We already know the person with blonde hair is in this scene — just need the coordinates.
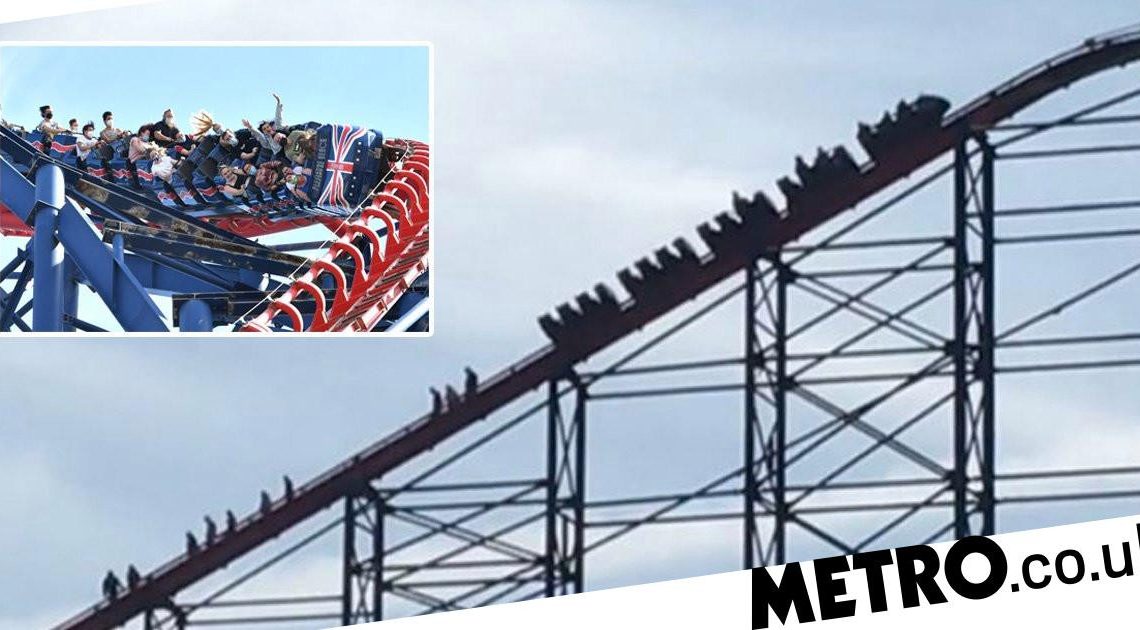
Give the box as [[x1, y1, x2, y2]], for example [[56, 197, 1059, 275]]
[[189, 110, 231, 139]]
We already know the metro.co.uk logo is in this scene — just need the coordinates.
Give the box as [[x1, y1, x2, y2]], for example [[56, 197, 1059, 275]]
[[752, 524, 1140, 628]]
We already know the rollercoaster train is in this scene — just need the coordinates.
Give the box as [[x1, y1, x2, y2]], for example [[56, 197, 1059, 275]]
[[0, 116, 430, 332], [537, 95, 952, 348], [2, 120, 390, 229]]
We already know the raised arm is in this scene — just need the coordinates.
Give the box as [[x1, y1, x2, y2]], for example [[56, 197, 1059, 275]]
[[273, 93, 284, 128]]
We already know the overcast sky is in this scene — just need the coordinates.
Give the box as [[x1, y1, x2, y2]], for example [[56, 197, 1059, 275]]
[[3, 2, 1140, 629]]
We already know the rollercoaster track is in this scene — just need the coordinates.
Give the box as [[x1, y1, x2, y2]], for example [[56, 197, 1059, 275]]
[[52, 27, 1140, 630], [239, 140, 430, 332], [0, 201, 33, 237]]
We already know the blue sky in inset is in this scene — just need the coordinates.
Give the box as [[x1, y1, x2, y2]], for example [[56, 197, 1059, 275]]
[[0, 44, 428, 138], [0, 44, 428, 328]]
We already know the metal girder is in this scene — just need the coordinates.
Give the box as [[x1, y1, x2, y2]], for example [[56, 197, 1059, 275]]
[[101, 220, 305, 277]]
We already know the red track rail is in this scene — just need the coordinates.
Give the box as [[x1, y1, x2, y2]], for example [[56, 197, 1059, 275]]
[[207, 213, 345, 239], [51, 28, 1140, 630], [239, 140, 430, 332], [0, 201, 33, 237]]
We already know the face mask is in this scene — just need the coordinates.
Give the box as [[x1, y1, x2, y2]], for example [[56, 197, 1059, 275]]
[[106, 119, 113, 126], [165, 117, 173, 124], [45, 112, 53, 119], [84, 131, 93, 138]]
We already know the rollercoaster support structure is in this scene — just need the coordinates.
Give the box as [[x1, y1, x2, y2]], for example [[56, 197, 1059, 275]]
[[744, 254, 789, 567], [336, 374, 588, 624], [545, 372, 587, 597], [951, 133, 997, 537], [341, 486, 385, 625], [31, 165, 69, 332], [48, 28, 1140, 630]]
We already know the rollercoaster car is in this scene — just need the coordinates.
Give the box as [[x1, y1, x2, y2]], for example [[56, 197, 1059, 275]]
[[16, 122, 386, 215], [301, 123, 386, 208]]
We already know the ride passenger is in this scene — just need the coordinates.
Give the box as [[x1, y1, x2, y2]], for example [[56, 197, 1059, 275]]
[[99, 111, 129, 143], [68, 118, 79, 134], [283, 165, 312, 202], [243, 118, 283, 155], [152, 108, 181, 147], [128, 125, 157, 164], [148, 146, 178, 183], [284, 129, 317, 164], [1, 104, 25, 132], [218, 164, 252, 197], [234, 128, 261, 163], [254, 159, 284, 191], [75, 122, 99, 168], [101, 570, 122, 600], [36, 105, 67, 143]]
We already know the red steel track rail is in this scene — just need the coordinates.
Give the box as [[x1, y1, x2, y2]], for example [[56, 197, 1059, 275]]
[[239, 140, 430, 332]]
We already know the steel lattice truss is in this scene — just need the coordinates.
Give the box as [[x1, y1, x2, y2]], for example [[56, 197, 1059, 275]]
[[46, 26, 1140, 630]]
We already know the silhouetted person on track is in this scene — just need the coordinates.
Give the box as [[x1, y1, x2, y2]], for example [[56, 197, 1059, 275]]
[[260, 491, 272, 514], [430, 387, 443, 416], [205, 516, 218, 545], [445, 386, 462, 410], [186, 531, 199, 555], [226, 510, 238, 533], [464, 368, 478, 396], [126, 565, 141, 590], [102, 570, 123, 600], [283, 476, 295, 501]]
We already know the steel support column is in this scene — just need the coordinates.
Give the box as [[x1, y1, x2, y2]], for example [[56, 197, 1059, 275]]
[[544, 373, 587, 596], [61, 257, 79, 332], [372, 495, 386, 622], [952, 133, 997, 537], [341, 495, 355, 626], [178, 298, 214, 332], [32, 164, 65, 332], [744, 255, 788, 567], [338, 485, 387, 623], [744, 262, 758, 568], [978, 135, 997, 535], [773, 258, 788, 563], [952, 138, 970, 538]]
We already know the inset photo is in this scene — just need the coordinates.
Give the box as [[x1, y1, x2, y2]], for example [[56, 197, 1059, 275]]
[[0, 42, 431, 334]]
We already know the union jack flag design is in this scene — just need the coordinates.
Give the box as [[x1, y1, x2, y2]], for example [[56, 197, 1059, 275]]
[[315, 124, 372, 208], [50, 140, 76, 154]]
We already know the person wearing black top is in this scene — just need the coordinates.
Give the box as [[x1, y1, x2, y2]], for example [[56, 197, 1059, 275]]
[[152, 108, 181, 148], [229, 127, 261, 163]]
